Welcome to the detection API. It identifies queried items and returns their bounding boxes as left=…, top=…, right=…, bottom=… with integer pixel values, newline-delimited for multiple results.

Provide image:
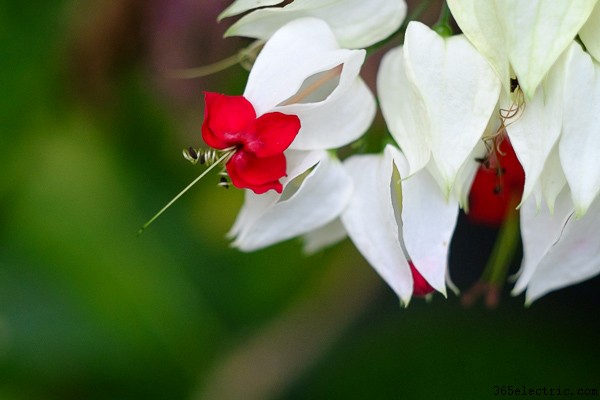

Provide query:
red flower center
left=468, top=136, right=525, bottom=227
left=201, top=92, right=301, bottom=194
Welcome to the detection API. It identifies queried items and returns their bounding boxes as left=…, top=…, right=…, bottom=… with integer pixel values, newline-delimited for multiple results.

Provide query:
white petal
left=505, top=50, right=566, bottom=205
left=447, top=0, right=510, bottom=93
left=512, top=188, right=573, bottom=295
left=559, top=42, right=600, bottom=215
left=302, top=218, right=347, bottom=254
left=340, top=151, right=413, bottom=303
left=494, top=0, right=597, bottom=99
left=225, top=0, right=407, bottom=49
left=278, top=62, right=376, bottom=150
left=232, top=153, right=352, bottom=251
left=218, top=0, right=285, bottom=20
left=228, top=150, right=323, bottom=238
left=580, top=1, right=600, bottom=63
left=377, top=46, right=431, bottom=175
left=454, top=137, right=488, bottom=210
left=524, top=192, right=600, bottom=303
left=244, top=18, right=356, bottom=115
left=404, top=22, right=501, bottom=194
left=538, top=143, right=567, bottom=212
left=399, top=159, right=459, bottom=296
left=449, top=0, right=598, bottom=98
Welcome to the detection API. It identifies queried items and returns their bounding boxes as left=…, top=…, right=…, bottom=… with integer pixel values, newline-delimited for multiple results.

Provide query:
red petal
left=468, top=138, right=524, bottom=227
left=409, top=261, right=435, bottom=297
left=202, top=92, right=256, bottom=149
left=243, top=112, right=301, bottom=157
left=226, top=151, right=286, bottom=194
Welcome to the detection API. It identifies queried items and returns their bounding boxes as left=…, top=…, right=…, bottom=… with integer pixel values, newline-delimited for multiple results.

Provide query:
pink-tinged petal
left=244, top=112, right=301, bottom=157
left=409, top=261, right=436, bottom=297
left=202, top=92, right=256, bottom=149
left=227, top=151, right=286, bottom=193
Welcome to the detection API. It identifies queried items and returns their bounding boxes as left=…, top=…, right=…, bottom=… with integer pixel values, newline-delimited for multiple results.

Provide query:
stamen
left=183, top=147, right=236, bottom=166
left=218, top=175, right=230, bottom=189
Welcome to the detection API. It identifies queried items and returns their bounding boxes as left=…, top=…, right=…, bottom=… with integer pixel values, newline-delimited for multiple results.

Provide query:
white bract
left=377, top=21, right=500, bottom=197
left=580, top=1, right=600, bottom=63
left=514, top=189, right=600, bottom=303
left=505, top=42, right=600, bottom=215
left=220, top=0, right=407, bottom=49
left=340, top=146, right=459, bottom=304
left=447, top=0, right=598, bottom=98
left=228, top=17, right=375, bottom=250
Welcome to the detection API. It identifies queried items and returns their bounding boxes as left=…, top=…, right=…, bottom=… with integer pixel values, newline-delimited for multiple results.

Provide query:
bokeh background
left=1, top=1, right=599, bottom=399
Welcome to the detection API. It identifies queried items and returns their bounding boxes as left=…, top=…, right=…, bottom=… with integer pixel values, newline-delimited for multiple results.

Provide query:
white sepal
left=559, top=42, right=600, bottom=216
left=224, top=0, right=407, bottom=49
left=340, top=150, right=413, bottom=303
left=403, top=22, right=500, bottom=194
left=232, top=152, right=352, bottom=251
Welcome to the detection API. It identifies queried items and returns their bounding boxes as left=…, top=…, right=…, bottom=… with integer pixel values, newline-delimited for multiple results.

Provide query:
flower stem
left=166, top=54, right=241, bottom=79
left=166, top=40, right=264, bottom=79
left=432, top=1, right=453, bottom=37
left=137, top=152, right=230, bottom=236
left=481, top=202, right=521, bottom=287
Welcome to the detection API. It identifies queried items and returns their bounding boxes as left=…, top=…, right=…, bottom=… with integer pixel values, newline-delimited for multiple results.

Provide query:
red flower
left=201, top=92, right=301, bottom=194
left=468, top=136, right=525, bottom=227
left=409, top=261, right=435, bottom=297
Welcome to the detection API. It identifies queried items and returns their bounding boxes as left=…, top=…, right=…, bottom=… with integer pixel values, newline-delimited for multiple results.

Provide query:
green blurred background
left=1, top=1, right=598, bottom=399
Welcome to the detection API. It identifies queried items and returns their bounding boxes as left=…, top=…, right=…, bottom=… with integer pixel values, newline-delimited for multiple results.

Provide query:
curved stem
left=166, top=54, right=241, bottom=79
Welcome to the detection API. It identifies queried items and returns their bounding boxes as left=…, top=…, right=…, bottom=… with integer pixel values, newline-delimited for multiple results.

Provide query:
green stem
left=166, top=54, right=241, bottom=79
left=481, top=205, right=521, bottom=287
left=137, top=153, right=229, bottom=236
left=432, top=1, right=453, bottom=37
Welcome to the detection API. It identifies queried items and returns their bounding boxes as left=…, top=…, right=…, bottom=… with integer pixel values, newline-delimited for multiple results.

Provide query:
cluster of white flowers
left=198, top=0, right=600, bottom=305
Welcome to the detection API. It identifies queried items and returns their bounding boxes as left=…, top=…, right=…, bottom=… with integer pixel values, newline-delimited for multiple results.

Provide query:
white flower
left=340, top=146, right=459, bottom=304
left=377, top=21, right=500, bottom=198
left=505, top=42, right=600, bottom=215
left=230, top=151, right=353, bottom=251
left=220, top=0, right=407, bottom=49
left=580, top=1, right=600, bottom=63
left=227, top=17, right=376, bottom=250
left=447, top=0, right=598, bottom=98
left=513, top=188, right=600, bottom=304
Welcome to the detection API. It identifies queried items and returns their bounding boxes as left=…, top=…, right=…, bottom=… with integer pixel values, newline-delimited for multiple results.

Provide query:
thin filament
left=137, top=152, right=230, bottom=236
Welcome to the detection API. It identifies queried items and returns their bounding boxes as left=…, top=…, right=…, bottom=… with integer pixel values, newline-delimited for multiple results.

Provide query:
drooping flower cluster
left=181, top=0, right=600, bottom=305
